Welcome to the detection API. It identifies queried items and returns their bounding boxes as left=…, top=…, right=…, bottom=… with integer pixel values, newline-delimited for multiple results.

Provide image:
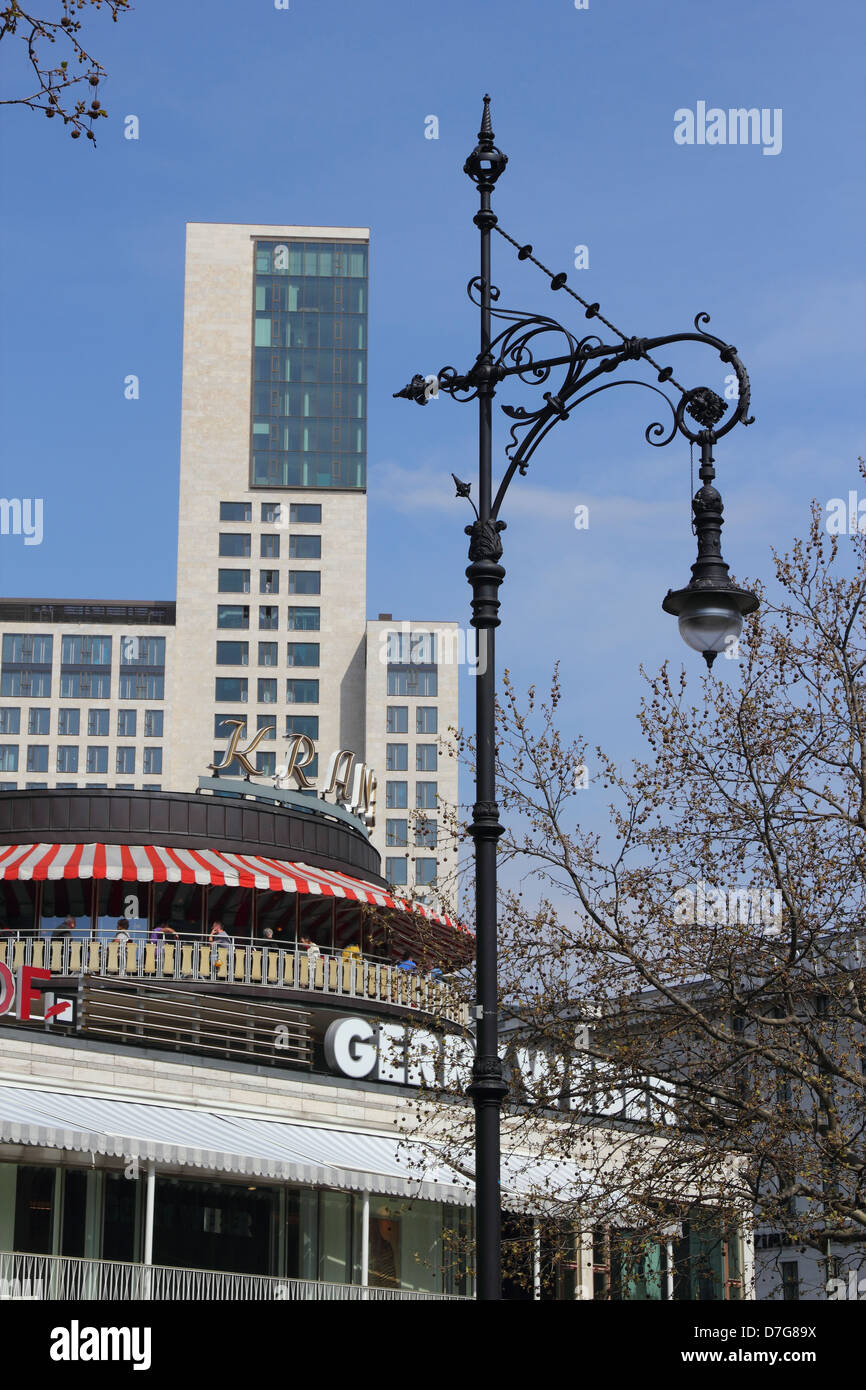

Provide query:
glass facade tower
left=251, top=239, right=368, bottom=490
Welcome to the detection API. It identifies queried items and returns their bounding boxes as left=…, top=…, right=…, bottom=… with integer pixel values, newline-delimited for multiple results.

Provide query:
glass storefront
left=0, top=1161, right=474, bottom=1296
left=592, top=1213, right=744, bottom=1301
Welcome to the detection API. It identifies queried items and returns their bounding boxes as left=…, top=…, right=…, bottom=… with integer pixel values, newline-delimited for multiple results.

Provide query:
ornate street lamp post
left=395, top=97, right=758, bottom=1301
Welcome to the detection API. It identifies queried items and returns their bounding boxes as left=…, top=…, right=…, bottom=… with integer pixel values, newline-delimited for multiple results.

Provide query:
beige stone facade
left=0, top=605, right=175, bottom=788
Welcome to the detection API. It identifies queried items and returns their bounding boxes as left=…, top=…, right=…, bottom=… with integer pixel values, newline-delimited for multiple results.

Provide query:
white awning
left=0, top=1085, right=473, bottom=1207
left=0, top=1086, right=606, bottom=1215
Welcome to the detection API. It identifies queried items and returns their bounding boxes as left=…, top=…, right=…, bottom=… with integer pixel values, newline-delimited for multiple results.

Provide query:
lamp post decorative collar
left=394, top=96, right=759, bottom=1299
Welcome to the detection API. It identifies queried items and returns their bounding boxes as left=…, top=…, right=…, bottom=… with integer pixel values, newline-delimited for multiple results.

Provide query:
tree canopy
left=406, top=469, right=866, bottom=1298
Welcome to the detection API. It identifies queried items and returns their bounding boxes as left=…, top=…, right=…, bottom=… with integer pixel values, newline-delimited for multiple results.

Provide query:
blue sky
left=1, top=0, right=864, bottom=825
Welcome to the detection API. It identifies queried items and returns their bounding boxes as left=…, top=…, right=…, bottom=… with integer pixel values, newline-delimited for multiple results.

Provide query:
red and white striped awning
left=0, top=842, right=467, bottom=936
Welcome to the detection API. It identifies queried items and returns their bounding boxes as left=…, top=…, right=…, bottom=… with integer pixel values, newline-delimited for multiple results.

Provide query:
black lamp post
left=395, top=96, right=758, bottom=1301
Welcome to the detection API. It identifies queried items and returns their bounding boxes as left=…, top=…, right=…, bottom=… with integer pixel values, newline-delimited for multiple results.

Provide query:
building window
left=117, top=710, right=136, bottom=737
left=24, top=784, right=45, bottom=790
left=385, top=857, right=408, bottom=886
left=144, top=709, right=163, bottom=738
left=61, top=635, right=112, bottom=665
left=260, top=570, right=279, bottom=594
left=61, top=673, right=111, bottom=699
left=88, top=709, right=109, bottom=737
left=259, top=606, right=279, bottom=630
left=218, top=570, right=250, bottom=593
left=258, top=678, right=278, bottom=704
left=0, top=746, right=19, bottom=772
left=0, top=708, right=20, bottom=735
left=217, top=604, right=250, bottom=629
left=86, top=747, right=108, bottom=774
left=119, top=674, right=164, bottom=700
left=288, top=571, right=320, bottom=595
left=287, top=607, right=319, bottom=631
left=387, top=669, right=437, bottom=697
left=290, top=503, right=321, bottom=523
left=781, top=1262, right=800, bottom=1301
left=251, top=238, right=367, bottom=491
left=416, top=707, right=438, bottom=734
left=386, top=706, right=408, bottom=734
left=416, top=744, right=438, bottom=772
left=219, top=533, right=251, bottom=557
left=120, top=636, right=165, bottom=667
left=286, top=679, right=318, bottom=704
left=56, top=746, right=79, bottom=773
left=256, top=714, right=276, bottom=733
left=216, top=641, right=249, bottom=666
left=258, top=642, right=278, bottom=667
left=1, top=671, right=51, bottom=697
left=260, top=534, right=280, bottom=558
left=289, top=535, right=321, bottom=559
left=26, top=746, right=48, bottom=773
left=416, top=782, right=437, bottom=809
left=1, top=634, right=52, bottom=699
left=2, top=633, right=53, bottom=663
left=386, top=631, right=436, bottom=664
left=416, top=859, right=437, bottom=886
left=214, top=714, right=246, bottom=738
left=415, top=818, right=437, bottom=849
left=58, top=706, right=79, bottom=739
left=28, top=708, right=50, bottom=735
left=286, top=715, right=318, bottom=739
left=287, top=642, right=319, bottom=667
left=260, top=502, right=285, bottom=525
left=215, top=678, right=248, bottom=702
left=143, top=748, right=162, bottom=776
left=386, top=744, right=408, bottom=772
left=116, top=747, right=135, bottom=775
left=386, top=819, right=408, bottom=847
left=256, top=751, right=276, bottom=776
left=385, top=781, right=407, bottom=809
left=220, top=502, right=251, bottom=522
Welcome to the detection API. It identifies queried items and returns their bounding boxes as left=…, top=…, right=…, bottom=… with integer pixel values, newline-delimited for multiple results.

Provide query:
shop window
left=14, top=1165, right=56, bottom=1254
left=153, top=1177, right=278, bottom=1277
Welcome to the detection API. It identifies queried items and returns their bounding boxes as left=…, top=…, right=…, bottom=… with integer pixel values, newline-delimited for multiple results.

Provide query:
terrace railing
left=0, top=1250, right=468, bottom=1300
left=0, top=935, right=469, bottom=1027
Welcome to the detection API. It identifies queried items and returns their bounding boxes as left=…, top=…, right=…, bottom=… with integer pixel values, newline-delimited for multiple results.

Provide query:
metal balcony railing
left=0, top=935, right=469, bottom=1026
left=0, top=1250, right=467, bottom=1300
